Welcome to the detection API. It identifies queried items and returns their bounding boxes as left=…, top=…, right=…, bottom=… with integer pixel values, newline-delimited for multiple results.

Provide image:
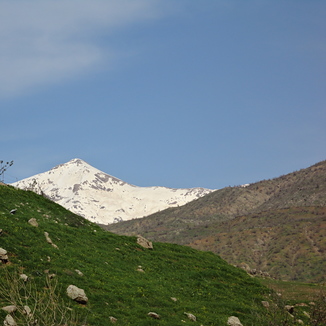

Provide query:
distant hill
left=0, top=183, right=273, bottom=325
left=12, top=158, right=213, bottom=224
left=105, top=160, right=326, bottom=282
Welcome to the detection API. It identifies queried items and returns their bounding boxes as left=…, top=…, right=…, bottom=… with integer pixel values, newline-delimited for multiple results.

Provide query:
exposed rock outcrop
left=137, top=235, right=153, bottom=249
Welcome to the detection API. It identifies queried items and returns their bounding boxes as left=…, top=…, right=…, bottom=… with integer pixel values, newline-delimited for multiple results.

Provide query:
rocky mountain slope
left=105, top=160, right=326, bottom=282
left=12, top=158, right=213, bottom=224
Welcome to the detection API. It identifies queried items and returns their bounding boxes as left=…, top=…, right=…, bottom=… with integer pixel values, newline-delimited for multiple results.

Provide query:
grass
left=1, top=184, right=272, bottom=325
left=259, top=278, right=325, bottom=302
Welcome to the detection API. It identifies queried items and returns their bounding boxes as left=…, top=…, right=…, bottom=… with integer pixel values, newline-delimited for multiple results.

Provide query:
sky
left=1, top=0, right=325, bottom=189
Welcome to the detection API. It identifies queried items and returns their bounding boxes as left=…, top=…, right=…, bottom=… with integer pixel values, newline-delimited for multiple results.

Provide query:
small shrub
left=0, top=268, right=83, bottom=325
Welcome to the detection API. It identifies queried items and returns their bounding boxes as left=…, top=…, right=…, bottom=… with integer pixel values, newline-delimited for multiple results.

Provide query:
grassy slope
left=0, top=184, right=270, bottom=325
left=105, top=161, right=326, bottom=282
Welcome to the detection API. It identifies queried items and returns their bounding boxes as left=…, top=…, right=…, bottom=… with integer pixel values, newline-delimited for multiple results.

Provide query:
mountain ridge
left=12, top=158, right=214, bottom=224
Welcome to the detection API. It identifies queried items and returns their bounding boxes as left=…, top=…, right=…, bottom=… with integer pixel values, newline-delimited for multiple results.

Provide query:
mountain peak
left=12, top=159, right=214, bottom=224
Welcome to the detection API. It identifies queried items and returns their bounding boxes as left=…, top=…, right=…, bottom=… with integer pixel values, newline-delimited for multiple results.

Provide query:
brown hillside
left=104, top=160, right=326, bottom=282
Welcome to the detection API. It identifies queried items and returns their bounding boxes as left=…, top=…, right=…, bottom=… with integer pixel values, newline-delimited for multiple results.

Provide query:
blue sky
left=1, top=0, right=325, bottom=189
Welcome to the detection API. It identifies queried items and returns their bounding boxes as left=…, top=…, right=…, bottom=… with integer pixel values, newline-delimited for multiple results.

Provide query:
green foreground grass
left=0, top=185, right=324, bottom=325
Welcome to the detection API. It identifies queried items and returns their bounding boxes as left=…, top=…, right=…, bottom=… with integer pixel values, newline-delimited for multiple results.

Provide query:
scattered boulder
left=9, top=209, right=17, bottom=215
left=0, top=248, right=8, bottom=263
left=2, top=306, right=17, bottom=314
left=75, top=269, right=84, bottom=276
left=66, top=285, right=88, bottom=304
left=284, top=305, right=294, bottom=314
left=137, top=235, right=153, bottom=249
left=4, top=315, right=17, bottom=326
left=227, top=316, right=243, bottom=326
left=148, top=312, right=160, bottom=319
left=171, top=297, right=178, bottom=302
left=28, top=218, right=38, bottom=227
left=261, top=301, right=270, bottom=308
left=44, top=232, right=58, bottom=249
left=137, top=265, right=145, bottom=272
left=20, top=274, right=28, bottom=282
left=109, top=316, right=117, bottom=323
left=23, top=305, right=32, bottom=317
left=184, top=312, right=196, bottom=321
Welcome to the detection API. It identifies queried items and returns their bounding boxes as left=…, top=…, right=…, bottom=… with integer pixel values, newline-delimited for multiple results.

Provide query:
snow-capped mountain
left=12, top=159, right=214, bottom=224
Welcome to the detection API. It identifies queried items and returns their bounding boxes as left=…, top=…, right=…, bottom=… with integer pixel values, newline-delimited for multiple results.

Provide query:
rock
left=109, top=316, right=117, bottom=323
left=284, top=305, right=294, bottom=314
left=23, top=305, right=32, bottom=317
left=261, top=301, right=270, bottom=308
left=239, top=262, right=251, bottom=272
left=137, top=266, right=145, bottom=272
left=297, top=319, right=304, bottom=324
left=227, top=316, right=243, bottom=326
left=137, top=235, right=153, bottom=249
left=44, top=231, right=53, bottom=244
left=28, top=218, right=38, bottom=227
left=20, top=274, right=28, bottom=282
left=44, top=232, right=58, bottom=249
left=66, top=285, right=88, bottom=304
left=0, top=248, right=8, bottom=263
left=171, top=297, right=177, bottom=302
left=4, top=315, right=17, bottom=326
left=10, top=209, right=17, bottom=215
left=184, top=312, right=196, bottom=321
left=148, top=312, right=160, bottom=319
left=75, top=269, right=84, bottom=276
left=2, top=306, right=17, bottom=313
left=303, top=311, right=310, bottom=318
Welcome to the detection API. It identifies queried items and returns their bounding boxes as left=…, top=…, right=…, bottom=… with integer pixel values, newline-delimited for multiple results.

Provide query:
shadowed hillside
left=105, top=160, right=326, bottom=282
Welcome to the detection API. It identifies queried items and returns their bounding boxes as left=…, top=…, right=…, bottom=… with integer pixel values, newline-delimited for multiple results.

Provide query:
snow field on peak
left=12, top=159, right=214, bottom=224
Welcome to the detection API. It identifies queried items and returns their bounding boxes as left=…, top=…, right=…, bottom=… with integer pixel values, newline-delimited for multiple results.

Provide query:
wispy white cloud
left=0, top=0, right=165, bottom=97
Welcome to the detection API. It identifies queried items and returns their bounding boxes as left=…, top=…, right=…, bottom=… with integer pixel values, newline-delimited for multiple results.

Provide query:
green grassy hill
left=0, top=184, right=273, bottom=325
left=105, top=160, right=326, bottom=283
